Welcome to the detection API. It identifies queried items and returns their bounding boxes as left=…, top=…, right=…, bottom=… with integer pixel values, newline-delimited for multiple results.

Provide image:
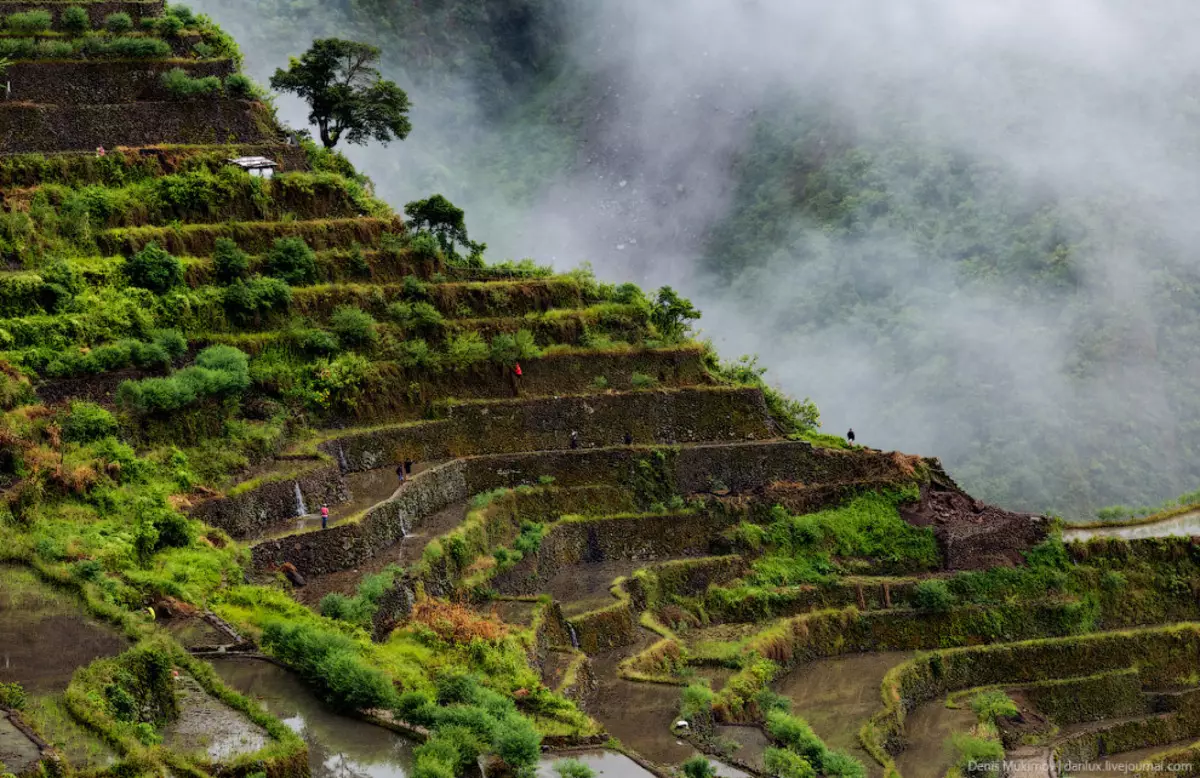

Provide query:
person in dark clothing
left=624, top=431, right=633, bottom=446
left=570, top=431, right=579, bottom=450
left=847, top=428, right=856, bottom=443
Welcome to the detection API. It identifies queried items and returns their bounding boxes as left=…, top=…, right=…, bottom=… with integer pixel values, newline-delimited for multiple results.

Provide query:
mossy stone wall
left=0, top=0, right=163, bottom=29
left=0, top=100, right=274, bottom=153
left=191, top=462, right=347, bottom=538
left=99, top=216, right=402, bottom=256
left=9, top=59, right=235, bottom=104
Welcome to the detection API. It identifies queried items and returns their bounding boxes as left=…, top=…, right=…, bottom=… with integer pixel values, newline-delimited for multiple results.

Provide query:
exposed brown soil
left=900, top=485, right=1048, bottom=570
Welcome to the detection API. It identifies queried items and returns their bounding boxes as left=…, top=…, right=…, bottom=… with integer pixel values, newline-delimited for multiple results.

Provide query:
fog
left=190, top=0, right=1200, bottom=516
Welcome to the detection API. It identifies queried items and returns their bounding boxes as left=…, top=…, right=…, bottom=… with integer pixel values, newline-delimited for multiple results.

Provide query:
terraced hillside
left=2, top=5, right=1200, bottom=778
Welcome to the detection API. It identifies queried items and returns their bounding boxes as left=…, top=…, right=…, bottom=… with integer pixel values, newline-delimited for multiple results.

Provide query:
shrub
left=396, top=338, right=437, bottom=369
left=266, top=237, right=318, bottom=286
left=763, top=749, right=815, bottom=778
left=822, top=751, right=867, bottom=778
left=913, top=579, right=956, bottom=612
left=682, top=756, right=716, bottom=778
left=445, top=332, right=488, bottom=371
left=61, top=6, right=90, bottom=33
left=970, top=690, right=1019, bottom=722
left=330, top=306, right=378, bottom=350
left=116, top=346, right=250, bottom=414
left=224, top=73, right=254, bottom=99
left=0, top=682, right=26, bottom=710
left=492, top=713, right=540, bottom=771
left=63, top=401, right=118, bottom=443
left=212, top=237, right=250, bottom=284
left=553, top=759, right=596, bottom=778
left=631, top=371, right=657, bottom=388
left=161, top=67, right=221, bottom=98
left=6, top=10, right=52, bottom=33
left=489, top=329, right=541, bottom=367
left=124, top=242, right=182, bottom=294
left=387, top=301, right=443, bottom=333
left=767, top=711, right=827, bottom=765
left=289, top=327, right=340, bottom=357
left=223, top=277, right=292, bottom=326
left=260, top=620, right=395, bottom=712
left=951, top=733, right=1004, bottom=778
left=104, top=12, right=133, bottom=33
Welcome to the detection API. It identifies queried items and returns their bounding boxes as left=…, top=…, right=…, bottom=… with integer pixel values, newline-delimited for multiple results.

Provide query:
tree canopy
left=270, top=38, right=412, bottom=149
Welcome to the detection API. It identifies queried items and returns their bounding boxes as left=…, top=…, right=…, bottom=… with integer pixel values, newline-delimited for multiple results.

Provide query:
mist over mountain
left=189, top=0, right=1200, bottom=518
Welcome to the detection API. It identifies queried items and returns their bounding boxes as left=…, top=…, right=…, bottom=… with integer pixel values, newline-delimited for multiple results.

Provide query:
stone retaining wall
left=0, top=0, right=164, bottom=28
left=489, top=511, right=737, bottom=597
left=8, top=59, right=235, bottom=104
left=0, top=99, right=273, bottom=153
left=240, top=440, right=918, bottom=577
left=252, top=459, right=469, bottom=575
left=190, top=462, right=346, bottom=538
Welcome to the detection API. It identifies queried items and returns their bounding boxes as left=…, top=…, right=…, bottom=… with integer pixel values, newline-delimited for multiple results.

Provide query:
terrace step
left=0, top=1, right=164, bottom=30
left=0, top=143, right=309, bottom=187
left=289, top=278, right=584, bottom=322
left=0, top=99, right=275, bottom=153
left=6, top=59, right=235, bottom=104
left=96, top=216, right=404, bottom=256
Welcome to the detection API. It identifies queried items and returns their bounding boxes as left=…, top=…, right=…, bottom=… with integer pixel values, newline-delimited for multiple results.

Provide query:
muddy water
left=538, top=750, right=658, bottom=778
left=891, top=699, right=975, bottom=778
left=775, top=651, right=915, bottom=774
left=1063, top=510, right=1200, bottom=542
left=209, top=657, right=418, bottom=778
left=545, top=560, right=663, bottom=617
left=0, top=565, right=126, bottom=694
left=0, top=715, right=41, bottom=775
left=295, top=499, right=469, bottom=607
left=1060, top=740, right=1200, bottom=778
left=163, top=673, right=269, bottom=760
left=583, top=629, right=699, bottom=765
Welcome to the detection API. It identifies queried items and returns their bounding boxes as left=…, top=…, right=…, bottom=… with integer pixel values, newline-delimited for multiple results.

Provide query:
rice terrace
left=1, top=4, right=1200, bottom=778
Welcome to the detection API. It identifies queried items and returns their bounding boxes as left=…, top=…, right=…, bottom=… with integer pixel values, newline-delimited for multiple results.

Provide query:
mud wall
left=9, top=60, right=236, bottom=104
left=0, top=100, right=274, bottom=153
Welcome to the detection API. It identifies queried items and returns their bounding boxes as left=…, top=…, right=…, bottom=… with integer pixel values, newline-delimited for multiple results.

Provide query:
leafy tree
left=270, top=39, right=412, bottom=149
left=124, top=242, right=182, bottom=294
left=404, top=194, right=484, bottom=261
left=651, top=286, right=700, bottom=343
